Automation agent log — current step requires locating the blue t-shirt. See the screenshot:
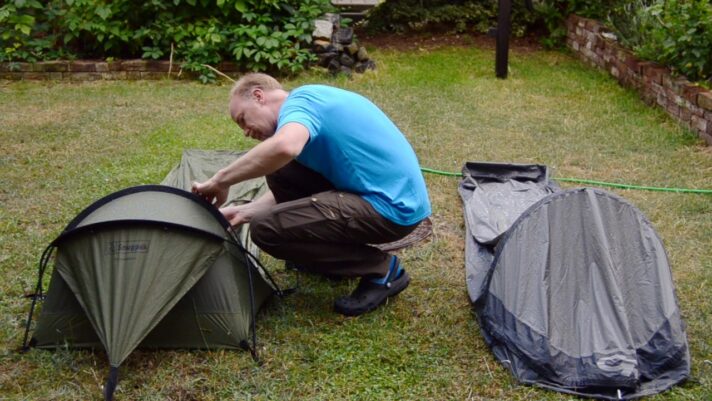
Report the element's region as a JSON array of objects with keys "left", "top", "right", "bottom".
[{"left": 277, "top": 85, "right": 431, "bottom": 226}]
